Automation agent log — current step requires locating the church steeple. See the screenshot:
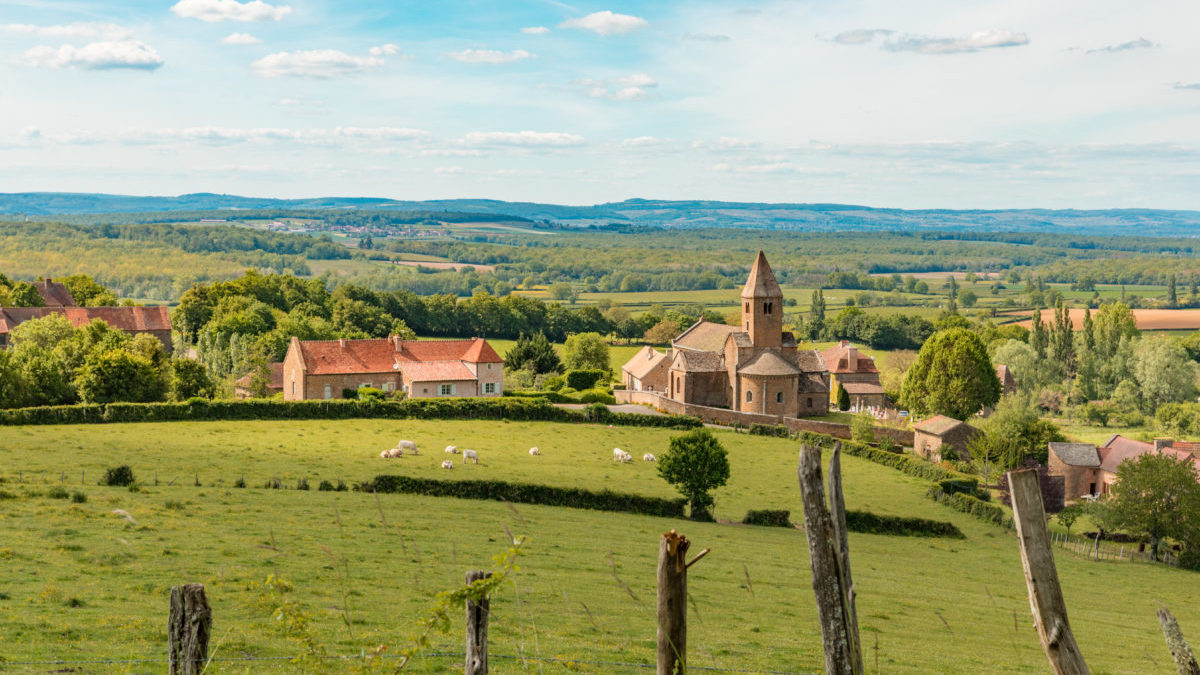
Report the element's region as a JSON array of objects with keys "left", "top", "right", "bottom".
[{"left": 741, "top": 250, "right": 783, "bottom": 349}]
